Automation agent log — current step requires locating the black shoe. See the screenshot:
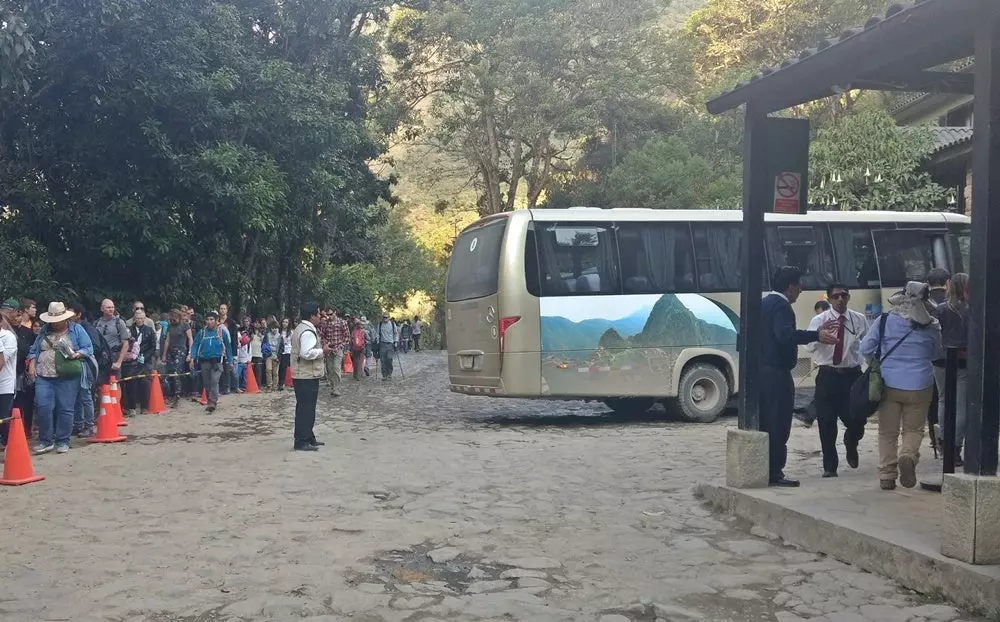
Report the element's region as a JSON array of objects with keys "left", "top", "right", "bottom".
[
  {"left": 769, "top": 478, "right": 800, "bottom": 487},
  {"left": 294, "top": 444, "right": 319, "bottom": 451},
  {"left": 206, "top": 404, "right": 216, "bottom": 413},
  {"left": 310, "top": 439, "right": 325, "bottom": 447},
  {"left": 822, "top": 471, "right": 838, "bottom": 478},
  {"left": 846, "top": 444, "right": 859, "bottom": 469}
]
